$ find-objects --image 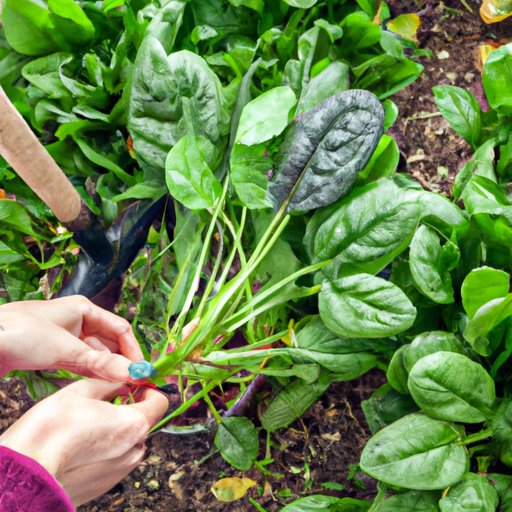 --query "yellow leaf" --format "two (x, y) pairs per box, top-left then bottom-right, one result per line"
(479, 44), (499, 68)
(387, 13), (421, 43)
(211, 477), (257, 503)
(480, 0), (512, 23)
